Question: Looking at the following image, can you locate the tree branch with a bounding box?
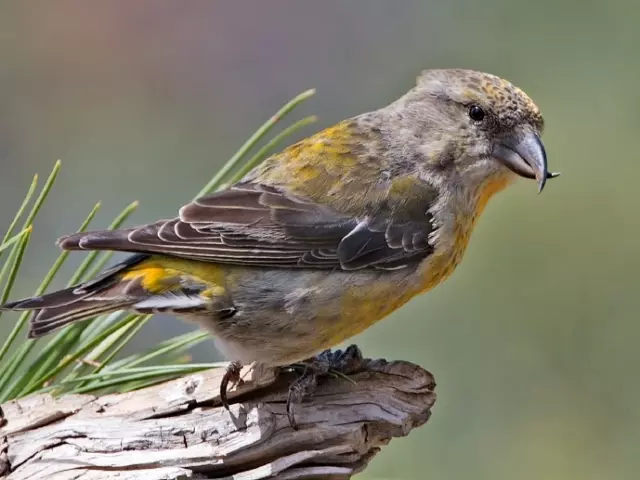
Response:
[0,354,436,479]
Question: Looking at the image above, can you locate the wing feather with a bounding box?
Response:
[58,183,436,271]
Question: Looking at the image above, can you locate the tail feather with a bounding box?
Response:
[1,252,220,339]
[0,254,149,338]
[0,287,92,310]
[28,300,129,338]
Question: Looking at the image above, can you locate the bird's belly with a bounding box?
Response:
[207,268,422,366]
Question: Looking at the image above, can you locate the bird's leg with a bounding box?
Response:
[286,344,364,429]
[220,360,244,410]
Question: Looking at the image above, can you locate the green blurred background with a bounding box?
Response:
[1,1,639,479]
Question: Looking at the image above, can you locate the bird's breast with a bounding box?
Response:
[416,174,512,293]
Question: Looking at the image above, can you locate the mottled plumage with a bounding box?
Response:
[1,68,557,369]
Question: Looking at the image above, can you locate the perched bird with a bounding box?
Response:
[1,69,557,423]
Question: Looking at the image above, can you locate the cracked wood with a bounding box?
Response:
[0,356,435,479]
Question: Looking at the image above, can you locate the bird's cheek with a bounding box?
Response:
[459,140,490,163]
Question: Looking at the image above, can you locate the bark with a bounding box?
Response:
[0,355,436,479]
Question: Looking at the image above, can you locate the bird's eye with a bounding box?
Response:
[468,105,485,122]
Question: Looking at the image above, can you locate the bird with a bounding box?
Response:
[1,68,557,425]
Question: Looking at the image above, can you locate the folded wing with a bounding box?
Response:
[58,183,435,271]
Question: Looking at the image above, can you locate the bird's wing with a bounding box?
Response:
[58,182,436,271]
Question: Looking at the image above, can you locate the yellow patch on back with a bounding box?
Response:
[121,267,177,293]
[255,120,383,213]
[200,286,226,299]
[296,164,320,182]
[121,257,227,295]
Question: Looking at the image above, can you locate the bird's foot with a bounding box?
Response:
[286,344,364,429]
[220,360,244,410]
[312,344,364,374]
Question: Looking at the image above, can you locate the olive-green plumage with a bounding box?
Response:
[0,68,556,367]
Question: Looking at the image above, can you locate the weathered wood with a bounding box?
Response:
[0,356,435,479]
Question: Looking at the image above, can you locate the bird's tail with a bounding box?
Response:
[0,254,148,338]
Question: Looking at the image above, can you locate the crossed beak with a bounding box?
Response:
[493,130,559,193]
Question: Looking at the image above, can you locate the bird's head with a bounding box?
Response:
[401,68,558,193]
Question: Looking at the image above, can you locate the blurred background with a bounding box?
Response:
[1,1,639,478]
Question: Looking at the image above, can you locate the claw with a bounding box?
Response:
[220,361,244,410]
